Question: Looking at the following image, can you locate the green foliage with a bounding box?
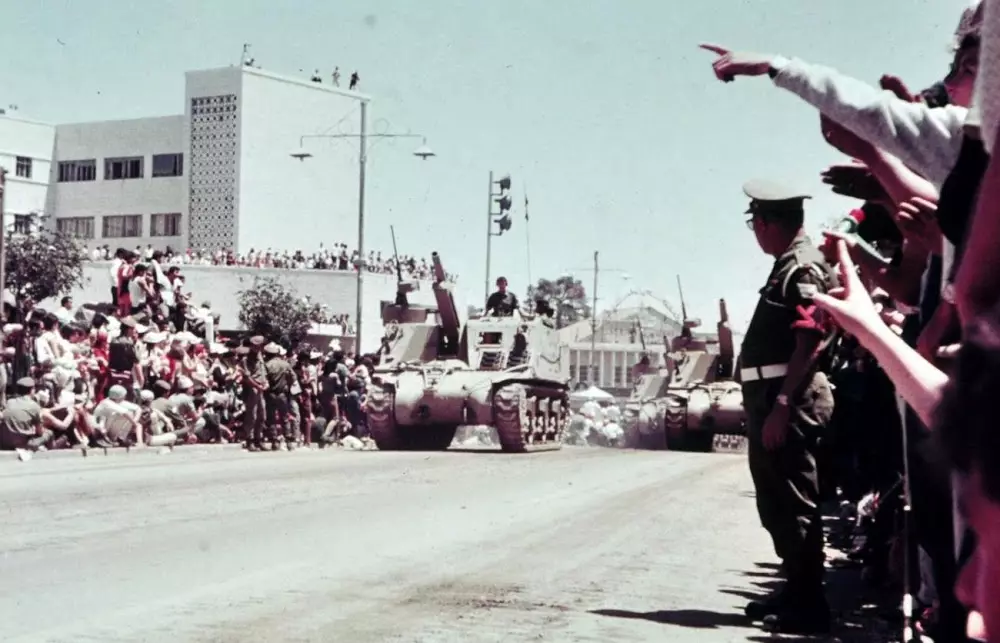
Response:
[237,276,315,347]
[527,276,591,329]
[4,216,87,304]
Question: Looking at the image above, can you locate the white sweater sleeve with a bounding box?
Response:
[770,56,967,188]
[978,0,1000,154]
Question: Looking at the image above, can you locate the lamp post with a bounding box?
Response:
[291,102,434,354]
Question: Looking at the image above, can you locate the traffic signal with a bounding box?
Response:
[493,176,513,236]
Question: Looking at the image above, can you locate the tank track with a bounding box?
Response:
[492,383,569,453]
[366,385,402,450]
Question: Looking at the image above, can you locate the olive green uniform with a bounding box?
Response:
[738,181,837,618]
[264,356,296,443]
[241,349,268,448]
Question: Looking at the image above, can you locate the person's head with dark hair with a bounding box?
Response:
[934,299,1000,637]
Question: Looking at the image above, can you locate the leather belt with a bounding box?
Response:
[740,364,788,382]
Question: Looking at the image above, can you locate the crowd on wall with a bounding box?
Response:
[0,245,385,461]
[693,2,998,640]
[84,245,458,282]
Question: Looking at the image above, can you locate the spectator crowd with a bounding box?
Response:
[0,243,386,463]
[85,244,458,282]
[698,1,998,641]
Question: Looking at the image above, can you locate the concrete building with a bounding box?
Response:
[0,115,56,234]
[1,65,367,253]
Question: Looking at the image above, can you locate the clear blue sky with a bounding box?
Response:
[0,0,969,330]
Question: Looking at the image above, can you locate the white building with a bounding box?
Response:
[1,65,367,253]
[0,115,55,234]
[557,291,745,397]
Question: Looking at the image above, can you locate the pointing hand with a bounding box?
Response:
[699,44,774,82]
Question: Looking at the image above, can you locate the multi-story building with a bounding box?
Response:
[0,115,55,235]
[1,65,367,253]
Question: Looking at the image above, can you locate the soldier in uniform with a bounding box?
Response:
[239,336,269,452]
[737,180,837,635]
[263,343,297,450]
[485,276,519,316]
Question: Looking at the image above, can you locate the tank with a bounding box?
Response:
[620,283,747,452]
[366,252,570,453]
[659,297,747,451]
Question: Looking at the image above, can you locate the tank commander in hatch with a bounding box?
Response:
[485,276,519,317]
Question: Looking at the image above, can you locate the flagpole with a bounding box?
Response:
[524,188,532,286]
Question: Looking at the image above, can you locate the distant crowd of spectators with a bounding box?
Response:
[84,244,458,282]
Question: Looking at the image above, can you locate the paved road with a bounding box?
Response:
[0,447,781,643]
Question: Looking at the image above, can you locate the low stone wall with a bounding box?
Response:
[49,262,468,353]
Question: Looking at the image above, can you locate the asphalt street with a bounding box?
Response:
[0,445,796,643]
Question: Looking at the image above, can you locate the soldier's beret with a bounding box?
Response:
[743,179,811,214]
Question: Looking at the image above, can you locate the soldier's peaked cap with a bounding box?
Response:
[743,179,811,213]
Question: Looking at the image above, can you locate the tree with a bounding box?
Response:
[237,276,315,348]
[4,216,87,305]
[526,275,591,329]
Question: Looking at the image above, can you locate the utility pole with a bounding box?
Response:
[589,250,598,385]
[355,100,368,354]
[484,170,493,303]
[484,172,513,304]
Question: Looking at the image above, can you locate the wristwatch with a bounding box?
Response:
[775,394,790,407]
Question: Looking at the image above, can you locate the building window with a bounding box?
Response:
[625,363,635,385]
[15,156,31,179]
[151,153,183,178]
[569,365,577,381]
[150,212,182,236]
[104,157,143,180]
[57,217,96,239]
[614,366,623,386]
[13,215,32,234]
[58,160,97,182]
[102,215,142,238]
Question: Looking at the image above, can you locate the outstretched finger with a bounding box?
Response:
[909,196,938,212]
[835,240,858,288]
[699,43,730,56]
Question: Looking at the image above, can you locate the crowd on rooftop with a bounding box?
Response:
[84,244,457,282]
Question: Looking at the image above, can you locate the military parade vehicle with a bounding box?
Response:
[367,252,570,453]
[622,278,747,451]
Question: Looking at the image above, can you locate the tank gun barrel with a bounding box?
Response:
[431,251,447,284]
[717,298,734,378]
[430,251,461,349]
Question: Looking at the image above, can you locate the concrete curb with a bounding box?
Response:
[3,442,248,463]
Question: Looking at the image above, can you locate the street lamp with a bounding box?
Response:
[290,103,434,354]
